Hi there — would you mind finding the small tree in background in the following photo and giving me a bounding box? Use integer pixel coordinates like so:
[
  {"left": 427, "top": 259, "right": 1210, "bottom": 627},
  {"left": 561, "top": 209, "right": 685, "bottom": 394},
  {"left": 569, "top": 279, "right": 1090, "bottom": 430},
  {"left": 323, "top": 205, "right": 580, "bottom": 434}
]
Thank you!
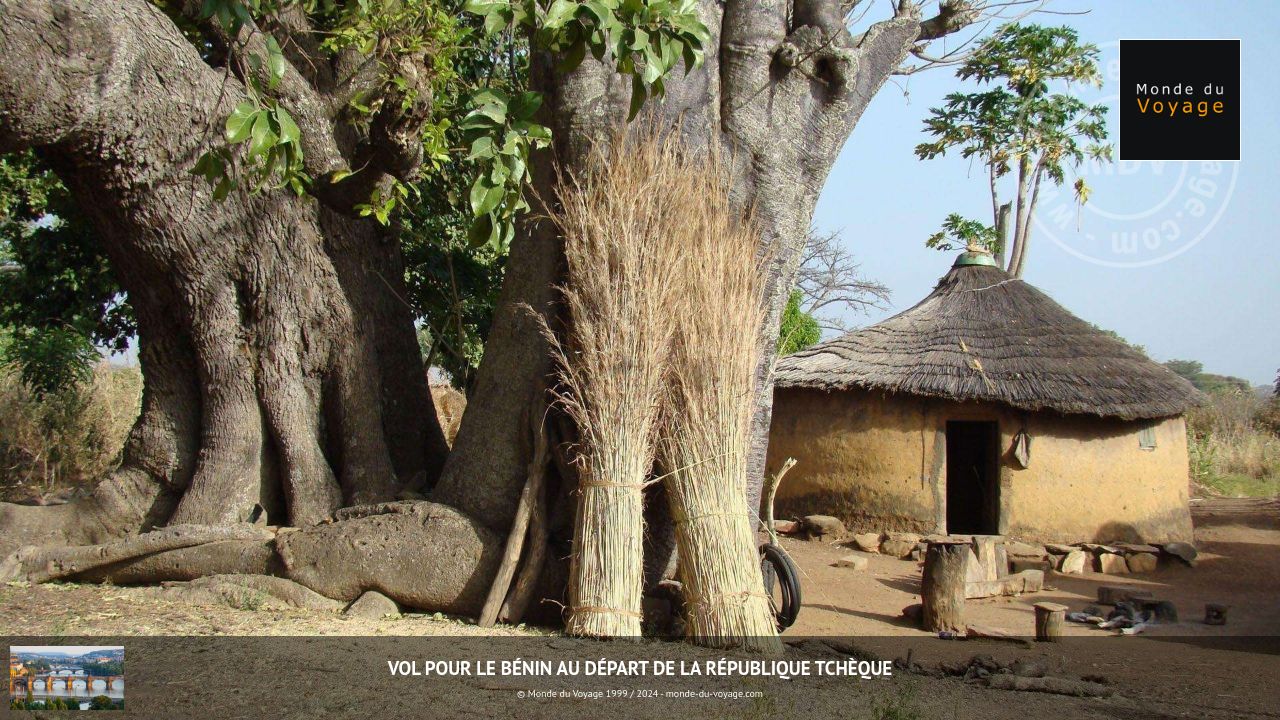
[
  {"left": 777, "top": 291, "right": 821, "bottom": 356},
  {"left": 916, "top": 23, "right": 1112, "bottom": 276}
]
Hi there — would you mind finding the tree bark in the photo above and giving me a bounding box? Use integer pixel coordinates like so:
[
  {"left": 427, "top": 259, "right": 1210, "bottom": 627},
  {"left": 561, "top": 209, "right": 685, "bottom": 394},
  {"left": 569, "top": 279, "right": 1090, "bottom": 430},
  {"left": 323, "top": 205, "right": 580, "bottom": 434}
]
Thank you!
[
  {"left": 0, "top": 0, "right": 449, "bottom": 556},
  {"left": 442, "top": 0, "right": 946, "bottom": 534}
]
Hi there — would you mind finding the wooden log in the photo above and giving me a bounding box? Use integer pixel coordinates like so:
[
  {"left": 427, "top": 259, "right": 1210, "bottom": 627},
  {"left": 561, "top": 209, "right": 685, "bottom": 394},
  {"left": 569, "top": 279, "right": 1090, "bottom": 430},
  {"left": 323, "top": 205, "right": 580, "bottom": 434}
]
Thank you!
[
  {"left": 498, "top": 419, "right": 552, "bottom": 625},
  {"left": 1034, "top": 602, "right": 1068, "bottom": 641},
  {"left": 478, "top": 391, "right": 549, "bottom": 628},
  {"left": 922, "top": 541, "right": 969, "bottom": 633}
]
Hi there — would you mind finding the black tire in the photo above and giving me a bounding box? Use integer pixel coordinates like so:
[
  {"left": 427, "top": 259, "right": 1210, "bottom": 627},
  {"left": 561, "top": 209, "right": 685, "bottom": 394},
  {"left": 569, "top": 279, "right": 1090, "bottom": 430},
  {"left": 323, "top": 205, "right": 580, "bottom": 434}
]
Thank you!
[{"left": 760, "top": 542, "right": 802, "bottom": 631}]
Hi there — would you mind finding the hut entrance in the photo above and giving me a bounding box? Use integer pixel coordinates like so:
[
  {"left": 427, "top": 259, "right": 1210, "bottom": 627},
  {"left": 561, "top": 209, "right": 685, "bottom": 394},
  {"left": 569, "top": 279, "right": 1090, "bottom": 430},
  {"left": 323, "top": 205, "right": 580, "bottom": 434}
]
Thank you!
[{"left": 945, "top": 421, "right": 1000, "bottom": 535}]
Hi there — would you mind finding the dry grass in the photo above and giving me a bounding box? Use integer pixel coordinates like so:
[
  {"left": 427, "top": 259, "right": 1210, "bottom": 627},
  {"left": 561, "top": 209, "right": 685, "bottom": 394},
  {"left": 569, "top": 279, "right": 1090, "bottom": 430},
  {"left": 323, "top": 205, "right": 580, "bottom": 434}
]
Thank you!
[
  {"left": 655, "top": 147, "right": 781, "bottom": 653},
  {"left": 0, "top": 361, "right": 142, "bottom": 503},
  {"left": 548, "top": 132, "right": 686, "bottom": 638},
  {"left": 1187, "top": 391, "right": 1280, "bottom": 498}
]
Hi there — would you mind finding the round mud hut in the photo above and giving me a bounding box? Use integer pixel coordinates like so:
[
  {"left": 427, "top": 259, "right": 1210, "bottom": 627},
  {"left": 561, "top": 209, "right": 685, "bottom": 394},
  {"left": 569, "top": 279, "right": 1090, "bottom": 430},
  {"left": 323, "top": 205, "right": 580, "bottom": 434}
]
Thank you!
[{"left": 767, "top": 251, "right": 1201, "bottom": 544}]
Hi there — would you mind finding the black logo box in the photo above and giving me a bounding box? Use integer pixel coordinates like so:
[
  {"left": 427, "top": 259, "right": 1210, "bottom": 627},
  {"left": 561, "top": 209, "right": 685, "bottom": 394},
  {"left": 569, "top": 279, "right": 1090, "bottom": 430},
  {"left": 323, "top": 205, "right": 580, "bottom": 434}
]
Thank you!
[{"left": 1119, "top": 39, "right": 1240, "bottom": 161}]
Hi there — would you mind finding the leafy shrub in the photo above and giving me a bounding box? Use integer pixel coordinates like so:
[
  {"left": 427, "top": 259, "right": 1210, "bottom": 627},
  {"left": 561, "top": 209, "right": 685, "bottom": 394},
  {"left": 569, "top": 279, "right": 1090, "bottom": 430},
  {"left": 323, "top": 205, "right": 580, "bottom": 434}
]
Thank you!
[
  {"left": 0, "top": 360, "right": 141, "bottom": 501},
  {"left": 1186, "top": 390, "right": 1280, "bottom": 498}
]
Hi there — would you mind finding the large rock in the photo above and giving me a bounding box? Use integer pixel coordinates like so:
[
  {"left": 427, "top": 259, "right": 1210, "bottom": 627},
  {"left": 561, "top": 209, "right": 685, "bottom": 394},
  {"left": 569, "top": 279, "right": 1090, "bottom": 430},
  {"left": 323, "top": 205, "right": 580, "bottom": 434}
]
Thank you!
[
  {"left": 880, "top": 538, "right": 916, "bottom": 559},
  {"left": 1057, "top": 550, "right": 1088, "bottom": 575},
  {"left": 1126, "top": 552, "right": 1158, "bottom": 574},
  {"left": 1005, "top": 540, "right": 1047, "bottom": 558},
  {"left": 836, "top": 554, "right": 869, "bottom": 571},
  {"left": 803, "top": 515, "right": 846, "bottom": 540},
  {"left": 1160, "top": 542, "right": 1198, "bottom": 566},
  {"left": 345, "top": 590, "right": 401, "bottom": 620},
  {"left": 1096, "top": 553, "right": 1129, "bottom": 575},
  {"left": 1044, "top": 543, "right": 1076, "bottom": 555},
  {"left": 852, "top": 532, "right": 882, "bottom": 553}
]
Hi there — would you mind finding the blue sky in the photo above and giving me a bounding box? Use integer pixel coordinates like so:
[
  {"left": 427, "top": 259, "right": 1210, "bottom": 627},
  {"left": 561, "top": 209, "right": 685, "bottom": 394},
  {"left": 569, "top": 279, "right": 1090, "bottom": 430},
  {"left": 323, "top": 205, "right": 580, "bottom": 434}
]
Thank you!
[{"left": 818, "top": 0, "right": 1278, "bottom": 385}]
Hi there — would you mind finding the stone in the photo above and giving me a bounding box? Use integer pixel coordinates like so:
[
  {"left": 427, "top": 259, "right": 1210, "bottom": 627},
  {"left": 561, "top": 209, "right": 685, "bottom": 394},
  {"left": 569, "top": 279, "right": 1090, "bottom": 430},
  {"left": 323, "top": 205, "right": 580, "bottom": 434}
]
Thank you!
[
  {"left": 344, "top": 590, "right": 400, "bottom": 620},
  {"left": 1005, "top": 540, "right": 1047, "bottom": 558},
  {"left": 1018, "top": 569, "right": 1045, "bottom": 593},
  {"left": 965, "top": 579, "right": 1005, "bottom": 599},
  {"left": 835, "top": 554, "right": 869, "bottom": 571},
  {"left": 803, "top": 515, "right": 846, "bottom": 539},
  {"left": 1011, "top": 557, "right": 1052, "bottom": 574},
  {"left": 1057, "top": 550, "right": 1088, "bottom": 575},
  {"left": 880, "top": 539, "right": 916, "bottom": 559},
  {"left": 901, "top": 603, "right": 923, "bottom": 622},
  {"left": 1096, "top": 553, "right": 1129, "bottom": 575},
  {"left": 773, "top": 519, "right": 801, "bottom": 535},
  {"left": 1117, "top": 543, "right": 1160, "bottom": 555},
  {"left": 1044, "top": 543, "right": 1076, "bottom": 555},
  {"left": 852, "top": 532, "right": 882, "bottom": 553},
  {"left": 887, "top": 531, "right": 922, "bottom": 544},
  {"left": 1125, "top": 552, "right": 1158, "bottom": 574},
  {"left": 1081, "top": 543, "right": 1120, "bottom": 554},
  {"left": 1160, "top": 542, "right": 1198, "bottom": 566}
]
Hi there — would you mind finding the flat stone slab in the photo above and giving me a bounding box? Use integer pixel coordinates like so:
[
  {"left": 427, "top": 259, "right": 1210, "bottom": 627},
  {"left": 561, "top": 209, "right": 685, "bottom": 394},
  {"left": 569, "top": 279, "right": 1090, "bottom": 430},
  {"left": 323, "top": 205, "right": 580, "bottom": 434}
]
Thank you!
[{"left": 835, "top": 554, "right": 869, "bottom": 571}]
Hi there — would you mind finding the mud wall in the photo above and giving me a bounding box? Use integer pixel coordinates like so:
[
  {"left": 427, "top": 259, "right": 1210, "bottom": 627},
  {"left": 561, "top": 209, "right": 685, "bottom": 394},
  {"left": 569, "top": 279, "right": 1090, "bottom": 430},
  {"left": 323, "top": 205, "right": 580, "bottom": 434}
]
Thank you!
[{"left": 765, "top": 387, "right": 1193, "bottom": 543}]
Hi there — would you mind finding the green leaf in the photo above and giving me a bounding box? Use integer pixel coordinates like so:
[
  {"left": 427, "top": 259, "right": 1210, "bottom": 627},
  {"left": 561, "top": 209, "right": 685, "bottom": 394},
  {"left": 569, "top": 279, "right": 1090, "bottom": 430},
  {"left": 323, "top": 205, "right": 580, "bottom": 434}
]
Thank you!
[
  {"left": 627, "top": 75, "right": 646, "bottom": 121},
  {"left": 469, "top": 177, "right": 504, "bottom": 216},
  {"left": 544, "top": 0, "right": 577, "bottom": 29},
  {"left": 329, "top": 168, "right": 355, "bottom": 184},
  {"left": 248, "top": 113, "right": 278, "bottom": 158},
  {"left": 509, "top": 91, "right": 543, "bottom": 120},
  {"left": 467, "top": 213, "right": 494, "bottom": 248},
  {"left": 558, "top": 40, "right": 588, "bottom": 73},
  {"left": 225, "top": 101, "right": 257, "bottom": 143},
  {"left": 265, "top": 36, "right": 286, "bottom": 90},
  {"left": 467, "top": 136, "right": 496, "bottom": 160},
  {"left": 276, "top": 107, "right": 301, "bottom": 145}
]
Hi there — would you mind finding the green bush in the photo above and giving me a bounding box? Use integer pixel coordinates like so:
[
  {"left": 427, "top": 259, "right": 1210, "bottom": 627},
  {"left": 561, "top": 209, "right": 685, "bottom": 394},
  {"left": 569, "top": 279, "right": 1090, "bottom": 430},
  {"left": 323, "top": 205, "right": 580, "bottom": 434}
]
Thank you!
[
  {"left": 0, "top": 359, "right": 141, "bottom": 502},
  {"left": 1187, "top": 390, "right": 1280, "bottom": 498}
]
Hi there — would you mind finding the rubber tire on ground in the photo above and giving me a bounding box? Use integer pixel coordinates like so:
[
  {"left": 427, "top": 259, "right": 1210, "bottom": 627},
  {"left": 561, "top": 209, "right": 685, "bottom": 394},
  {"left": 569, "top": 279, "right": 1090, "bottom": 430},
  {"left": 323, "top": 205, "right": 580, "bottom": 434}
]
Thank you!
[{"left": 760, "top": 542, "right": 801, "bottom": 631}]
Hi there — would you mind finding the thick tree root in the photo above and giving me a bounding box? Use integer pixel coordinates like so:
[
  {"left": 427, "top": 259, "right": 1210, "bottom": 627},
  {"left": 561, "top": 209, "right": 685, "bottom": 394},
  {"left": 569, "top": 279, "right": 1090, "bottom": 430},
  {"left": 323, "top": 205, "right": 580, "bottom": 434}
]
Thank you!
[
  {"left": 0, "top": 501, "right": 521, "bottom": 618},
  {"left": 0, "top": 524, "right": 275, "bottom": 584}
]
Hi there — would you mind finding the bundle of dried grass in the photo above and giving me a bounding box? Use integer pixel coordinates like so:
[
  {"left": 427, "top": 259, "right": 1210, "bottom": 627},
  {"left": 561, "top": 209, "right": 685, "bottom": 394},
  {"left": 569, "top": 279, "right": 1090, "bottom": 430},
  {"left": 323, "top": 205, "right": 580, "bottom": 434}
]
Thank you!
[
  {"left": 548, "top": 133, "right": 685, "bottom": 638},
  {"left": 658, "top": 152, "right": 782, "bottom": 653}
]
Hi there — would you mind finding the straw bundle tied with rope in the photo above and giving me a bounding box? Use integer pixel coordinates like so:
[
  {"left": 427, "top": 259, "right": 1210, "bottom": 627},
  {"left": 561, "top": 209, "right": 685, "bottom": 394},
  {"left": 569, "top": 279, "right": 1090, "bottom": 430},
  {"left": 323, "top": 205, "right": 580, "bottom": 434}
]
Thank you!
[
  {"left": 548, "top": 133, "right": 685, "bottom": 638},
  {"left": 656, "top": 149, "right": 782, "bottom": 654},
  {"left": 542, "top": 130, "right": 773, "bottom": 650},
  {"left": 547, "top": 130, "right": 780, "bottom": 650}
]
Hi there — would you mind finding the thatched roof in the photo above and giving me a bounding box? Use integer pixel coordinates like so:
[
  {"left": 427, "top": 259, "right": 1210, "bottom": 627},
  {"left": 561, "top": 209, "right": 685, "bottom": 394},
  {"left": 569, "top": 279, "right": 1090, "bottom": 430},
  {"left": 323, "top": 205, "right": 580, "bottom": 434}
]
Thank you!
[{"left": 775, "top": 257, "right": 1201, "bottom": 420}]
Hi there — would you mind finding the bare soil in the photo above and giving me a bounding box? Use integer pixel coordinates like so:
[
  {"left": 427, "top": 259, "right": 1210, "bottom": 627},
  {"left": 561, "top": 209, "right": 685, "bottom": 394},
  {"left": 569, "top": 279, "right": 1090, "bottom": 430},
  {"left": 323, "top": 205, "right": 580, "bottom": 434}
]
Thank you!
[{"left": 2, "top": 497, "right": 1277, "bottom": 719}]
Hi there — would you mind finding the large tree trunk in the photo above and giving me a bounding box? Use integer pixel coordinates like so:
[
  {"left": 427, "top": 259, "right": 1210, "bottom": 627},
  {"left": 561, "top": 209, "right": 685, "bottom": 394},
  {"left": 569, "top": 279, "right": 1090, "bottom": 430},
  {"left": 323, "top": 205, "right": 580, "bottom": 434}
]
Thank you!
[
  {"left": 0, "top": 0, "right": 449, "bottom": 557},
  {"left": 440, "top": 0, "right": 935, "bottom": 533}
]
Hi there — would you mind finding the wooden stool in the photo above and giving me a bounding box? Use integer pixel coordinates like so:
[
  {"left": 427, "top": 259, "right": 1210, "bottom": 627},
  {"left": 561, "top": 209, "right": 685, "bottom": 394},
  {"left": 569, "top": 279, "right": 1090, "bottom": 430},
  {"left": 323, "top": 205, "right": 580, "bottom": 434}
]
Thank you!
[{"left": 1033, "top": 602, "right": 1068, "bottom": 641}]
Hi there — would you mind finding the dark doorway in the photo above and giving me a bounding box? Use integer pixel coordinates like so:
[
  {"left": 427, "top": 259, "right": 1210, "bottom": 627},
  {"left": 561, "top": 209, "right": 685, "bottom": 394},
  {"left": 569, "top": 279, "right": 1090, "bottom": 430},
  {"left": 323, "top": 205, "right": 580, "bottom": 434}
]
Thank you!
[{"left": 945, "top": 421, "right": 1000, "bottom": 535}]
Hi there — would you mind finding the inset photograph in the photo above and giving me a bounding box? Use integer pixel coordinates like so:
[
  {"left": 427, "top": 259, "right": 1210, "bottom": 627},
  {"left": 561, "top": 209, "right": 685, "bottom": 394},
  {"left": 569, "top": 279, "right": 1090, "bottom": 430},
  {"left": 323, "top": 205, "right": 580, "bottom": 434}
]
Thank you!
[{"left": 9, "top": 646, "right": 124, "bottom": 711}]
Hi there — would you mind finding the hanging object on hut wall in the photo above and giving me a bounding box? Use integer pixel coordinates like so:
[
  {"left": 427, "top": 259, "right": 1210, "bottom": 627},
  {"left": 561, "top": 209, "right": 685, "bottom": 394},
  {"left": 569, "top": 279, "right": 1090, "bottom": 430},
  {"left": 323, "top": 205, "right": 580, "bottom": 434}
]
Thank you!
[{"left": 1012, "top": 429, "right": 1031, "bottom": 469}]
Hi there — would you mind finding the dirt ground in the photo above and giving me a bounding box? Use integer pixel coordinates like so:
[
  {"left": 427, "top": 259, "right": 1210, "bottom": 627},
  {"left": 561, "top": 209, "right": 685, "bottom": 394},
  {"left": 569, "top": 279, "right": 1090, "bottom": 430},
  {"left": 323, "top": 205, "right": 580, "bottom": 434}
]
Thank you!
[{"left": 2, "top": 497, "right": 1277, "bottom": 719}]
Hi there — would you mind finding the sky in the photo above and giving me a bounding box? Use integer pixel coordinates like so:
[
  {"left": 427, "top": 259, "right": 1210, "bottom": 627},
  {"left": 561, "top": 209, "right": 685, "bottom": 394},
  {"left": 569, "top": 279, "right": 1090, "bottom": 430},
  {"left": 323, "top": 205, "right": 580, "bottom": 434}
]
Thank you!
[
  {"left": 10, "top": 646, "right": 121, "bottom": 656},
  {"left": 817, "top": 0, "right": 1279, "bottom": 386}
]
